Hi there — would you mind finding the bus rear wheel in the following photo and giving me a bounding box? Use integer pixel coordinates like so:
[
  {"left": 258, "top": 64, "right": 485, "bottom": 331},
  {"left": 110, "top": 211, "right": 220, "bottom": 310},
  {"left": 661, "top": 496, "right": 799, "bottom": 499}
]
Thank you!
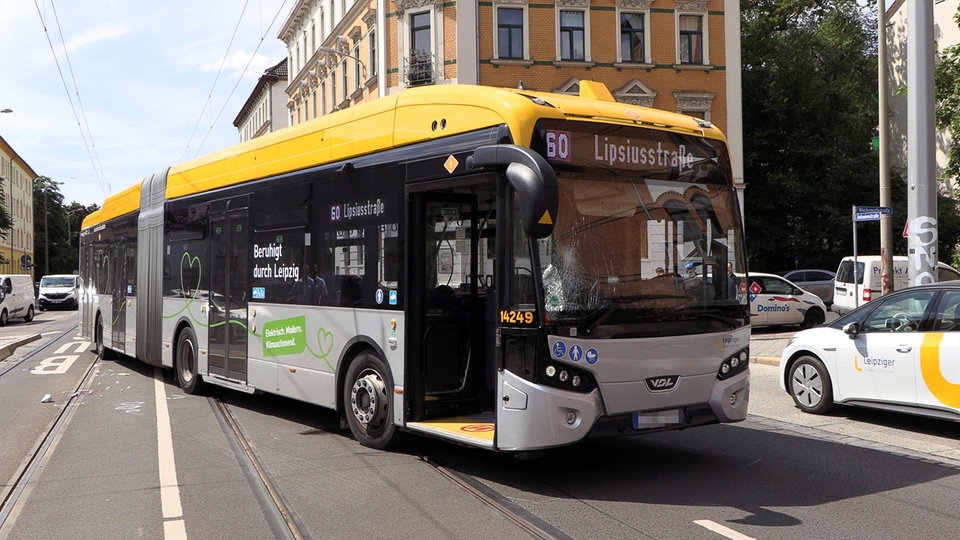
[
  {"left": 176, "top": 327, "right": 204, "bottom": 395},
  {"left": 343, "top": 352, "right": 400, "bottom": 449}
]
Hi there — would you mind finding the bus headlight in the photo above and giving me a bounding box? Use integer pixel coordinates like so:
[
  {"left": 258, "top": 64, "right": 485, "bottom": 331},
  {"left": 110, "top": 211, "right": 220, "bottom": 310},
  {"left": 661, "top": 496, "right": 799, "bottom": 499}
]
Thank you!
[{"left": 717, "top": 347, "right": 750, "bottom": 381}]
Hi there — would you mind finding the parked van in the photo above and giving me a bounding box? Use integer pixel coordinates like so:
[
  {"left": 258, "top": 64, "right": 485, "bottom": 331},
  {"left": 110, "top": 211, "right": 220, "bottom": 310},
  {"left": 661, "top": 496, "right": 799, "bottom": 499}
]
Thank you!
[
  {"left": 38, "top": 274, "right": 80, "bottom": 310},
  {"left": 0, "top": 274, "right": 37, "bottom": 325},
  {"left": 832, "top": 256, "right": 960, "bottom": 314}
]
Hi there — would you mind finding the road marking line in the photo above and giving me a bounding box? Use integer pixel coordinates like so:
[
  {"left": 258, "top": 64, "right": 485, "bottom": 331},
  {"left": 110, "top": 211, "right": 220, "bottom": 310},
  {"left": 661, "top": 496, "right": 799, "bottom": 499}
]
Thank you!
[
  {"left": 155, "top": 368, "right": 187, "bottom": 539},
  {"left": 694, "top": 519, "right": 756, "bottom": 540}
]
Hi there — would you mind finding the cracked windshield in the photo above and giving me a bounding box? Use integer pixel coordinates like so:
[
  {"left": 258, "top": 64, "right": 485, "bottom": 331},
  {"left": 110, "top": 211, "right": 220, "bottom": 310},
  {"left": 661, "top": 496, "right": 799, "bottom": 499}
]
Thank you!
[{"left": 536, "top": 174, "right": 748, "bottom": 335}]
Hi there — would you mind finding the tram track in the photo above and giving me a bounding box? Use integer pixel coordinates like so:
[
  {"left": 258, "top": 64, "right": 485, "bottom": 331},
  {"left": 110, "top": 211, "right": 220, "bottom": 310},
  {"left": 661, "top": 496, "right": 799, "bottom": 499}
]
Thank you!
[
  {"left": 417, "top": 453, "right": 565, "bottom": 540},
  {"left": 211, "top": 397, "right": 309, "bottom": 540},
  {"left": 0, "top": 327, "right": 97, "bottom": 528}
]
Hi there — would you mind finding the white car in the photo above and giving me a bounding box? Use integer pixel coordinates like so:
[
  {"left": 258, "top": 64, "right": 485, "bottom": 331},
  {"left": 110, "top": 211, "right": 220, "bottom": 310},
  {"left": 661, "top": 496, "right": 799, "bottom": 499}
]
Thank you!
[
  {"left": 744, "top": 272, "right": 827, "bottom": 328},
  {"left": 780, "top": 282, "right": 960, "bottom": 421}
]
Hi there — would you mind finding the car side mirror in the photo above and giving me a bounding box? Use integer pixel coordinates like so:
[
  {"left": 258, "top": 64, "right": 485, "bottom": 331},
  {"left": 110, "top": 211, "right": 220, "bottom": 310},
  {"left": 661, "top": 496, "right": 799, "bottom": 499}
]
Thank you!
[{"left": 842, "top": 322, "right": 859, "bottom": 338}]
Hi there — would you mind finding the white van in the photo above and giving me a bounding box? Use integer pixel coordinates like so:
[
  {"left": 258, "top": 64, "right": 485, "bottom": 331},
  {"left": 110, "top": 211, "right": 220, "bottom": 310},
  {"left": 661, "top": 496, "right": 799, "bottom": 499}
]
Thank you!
[
  {"left": 38, "top": 274, "right": 80, "bottom": 310},
  {"left": 0, "top": 274, "right": 37, "bottom": 325},
  {"left": 832, "top": 256, "right": 960, "bottom": 314}
]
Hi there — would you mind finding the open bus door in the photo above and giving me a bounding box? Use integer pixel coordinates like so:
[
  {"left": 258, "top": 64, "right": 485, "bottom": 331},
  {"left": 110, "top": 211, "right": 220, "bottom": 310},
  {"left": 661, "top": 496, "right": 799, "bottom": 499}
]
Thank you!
[{"left": 405, "top": 179, "right": 499, "bottom": 448}]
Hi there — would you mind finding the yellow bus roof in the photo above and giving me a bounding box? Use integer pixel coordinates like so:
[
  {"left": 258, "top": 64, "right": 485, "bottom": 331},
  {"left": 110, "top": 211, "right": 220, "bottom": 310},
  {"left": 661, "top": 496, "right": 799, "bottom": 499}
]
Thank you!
[{"left": 83, "top": 82, "right": 725, "bottom": 230}]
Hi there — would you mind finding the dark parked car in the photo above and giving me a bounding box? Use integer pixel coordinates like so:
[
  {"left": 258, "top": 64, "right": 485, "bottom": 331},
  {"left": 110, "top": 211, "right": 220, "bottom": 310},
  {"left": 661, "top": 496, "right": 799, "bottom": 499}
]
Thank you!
[{"left": 779, "top": 269, "right": 835, "bottom": 306}]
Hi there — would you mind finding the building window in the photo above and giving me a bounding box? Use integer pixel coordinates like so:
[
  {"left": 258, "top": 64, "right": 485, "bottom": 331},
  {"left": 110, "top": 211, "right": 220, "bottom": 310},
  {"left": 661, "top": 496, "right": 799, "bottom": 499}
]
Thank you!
[
  {"left": 321, "top": 80, "right": 327, "bottom": 114},
  {"left": 678, "top": 14, "right": 704, "bottom": 64},
  {"left": 497, "top": 7, "right": 524, "bottom": 59},
  {"left": 619, "top": 11, "right": 646, "bottom": 63},
  {"left": 558, "top": 10, "right": 585, "bottom": 61},
  {"left": 353, "top": 43, "right": 361, "bottom": 88},
  {"left": 369, "top": 30, "right": 377, "bottom": 78},
  {"left": 411, "top": 11, "right": 431, "bottom": 56},
  {"left": 341, "top": 59, "right": 349, "bottom": 101}
]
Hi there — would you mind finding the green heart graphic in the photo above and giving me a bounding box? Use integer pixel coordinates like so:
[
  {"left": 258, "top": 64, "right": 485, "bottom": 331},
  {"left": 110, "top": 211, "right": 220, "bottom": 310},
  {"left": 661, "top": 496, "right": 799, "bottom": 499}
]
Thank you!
[
  {"left": 315, "top": 327, "right": 334, "bottom": 361},
  {"left": 179, "top": 252, "right": 202, "bottom": 299}
]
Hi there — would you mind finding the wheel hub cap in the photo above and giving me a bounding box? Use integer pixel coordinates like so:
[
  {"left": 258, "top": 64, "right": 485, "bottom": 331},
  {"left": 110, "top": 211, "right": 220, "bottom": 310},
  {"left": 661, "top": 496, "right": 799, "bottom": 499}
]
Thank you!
[{"left": 351, "top": 372, "right": 386, "bottom": 426}]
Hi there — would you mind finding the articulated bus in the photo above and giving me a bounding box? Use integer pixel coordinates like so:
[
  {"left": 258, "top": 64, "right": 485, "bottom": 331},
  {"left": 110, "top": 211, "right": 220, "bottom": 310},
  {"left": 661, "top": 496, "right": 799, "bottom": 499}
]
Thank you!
[{"left": 79, "top": 81, "right": 750, "bottom": 452}]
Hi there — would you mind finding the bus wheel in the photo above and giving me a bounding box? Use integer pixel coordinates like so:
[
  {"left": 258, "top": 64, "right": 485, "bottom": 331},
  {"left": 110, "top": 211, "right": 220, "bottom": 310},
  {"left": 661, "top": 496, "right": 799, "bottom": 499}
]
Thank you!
[
  {"left": 788, "top": 355, "right": 834, "bottom": 414},
  {"left": 24, "top": 305, "right": 34, "bottom": 322},
  {"left": 343, "top": 352, "right": 400, "bottom": 449},
  {"left": 95, "top": 316, "right": 116, "bottom": 360},
  {"left": 176, "top": 327, "right": 204, "bottom": 395}
]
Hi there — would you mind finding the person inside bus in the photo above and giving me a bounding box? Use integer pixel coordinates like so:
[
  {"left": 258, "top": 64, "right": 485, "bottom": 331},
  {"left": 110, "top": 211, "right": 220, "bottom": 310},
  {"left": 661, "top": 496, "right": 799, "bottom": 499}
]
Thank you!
[
  {"left": 311, "top": 263, "right": 329, "bottom": 305},
  {"left": 287, "top": 264, "right": 315, "bottom": 305}
]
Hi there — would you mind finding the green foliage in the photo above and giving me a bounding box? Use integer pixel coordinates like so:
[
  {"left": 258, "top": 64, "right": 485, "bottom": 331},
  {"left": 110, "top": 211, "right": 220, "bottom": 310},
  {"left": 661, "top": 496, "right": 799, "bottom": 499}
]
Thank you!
[
  {"left": 935, "top": 5, "right": 960, "bottom": 184},
  {"left": 32, "top": 176, "right": 99, "bottom": 275},
  {"left": 742, "top": 0, "right": 881, "bottom": 271}
]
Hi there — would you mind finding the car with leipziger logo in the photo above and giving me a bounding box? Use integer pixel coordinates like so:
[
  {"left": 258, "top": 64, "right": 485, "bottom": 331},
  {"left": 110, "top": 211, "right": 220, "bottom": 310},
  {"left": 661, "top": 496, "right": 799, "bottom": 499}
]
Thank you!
[
  {"left": 742, "top": 272, "right": 827, "bottom": 329},
  {"left": 779, "top": 282, "right": 960, "bottom": 421}
]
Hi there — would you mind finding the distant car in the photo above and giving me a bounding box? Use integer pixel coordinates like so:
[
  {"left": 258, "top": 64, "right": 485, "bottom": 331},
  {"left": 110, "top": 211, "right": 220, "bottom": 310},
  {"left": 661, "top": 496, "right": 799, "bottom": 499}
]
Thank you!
[
  {"left": 779, "top": 269, "right": 835, "bottom": 306},
  {"left": 780, "top": 282, "right": 960, "bottom": 421},
  {"left": 744, "top": 272, "right": 827, "bottom": 328},
  {"left": 38, "top": 274, "right": 80, "bottom": 310}
]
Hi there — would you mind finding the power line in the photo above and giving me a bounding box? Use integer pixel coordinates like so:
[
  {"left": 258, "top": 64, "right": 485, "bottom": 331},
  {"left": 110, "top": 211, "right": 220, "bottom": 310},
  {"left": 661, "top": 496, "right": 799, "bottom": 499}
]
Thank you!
[{"left": 32, "top": 0, "right": 109, "bottom": 199}]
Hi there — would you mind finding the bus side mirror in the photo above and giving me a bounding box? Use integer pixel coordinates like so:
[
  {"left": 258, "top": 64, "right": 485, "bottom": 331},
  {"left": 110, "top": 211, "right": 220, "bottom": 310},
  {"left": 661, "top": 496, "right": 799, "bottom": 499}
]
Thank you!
[{"left": 470, "top": 144, "right": 558, "bottom": 239}]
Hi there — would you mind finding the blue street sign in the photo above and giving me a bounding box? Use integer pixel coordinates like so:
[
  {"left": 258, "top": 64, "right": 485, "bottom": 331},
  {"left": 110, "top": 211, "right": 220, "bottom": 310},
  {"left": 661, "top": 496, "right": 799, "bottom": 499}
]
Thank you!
[
  {"left": 855, "top": 212, "right": 881, "bottom": 222},
  {"left": 856, "top": 206, "right": 892, "bottom": 215}
]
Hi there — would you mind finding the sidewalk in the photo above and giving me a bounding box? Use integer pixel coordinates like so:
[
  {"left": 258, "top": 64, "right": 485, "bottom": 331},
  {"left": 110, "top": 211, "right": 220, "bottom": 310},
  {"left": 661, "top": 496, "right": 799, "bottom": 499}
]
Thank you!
[
  {"left": 0, "top": 334, "right": 42, "bottom": 361},
  {"left": 750, "top": 331, "right": 793, "bottom": 366}
]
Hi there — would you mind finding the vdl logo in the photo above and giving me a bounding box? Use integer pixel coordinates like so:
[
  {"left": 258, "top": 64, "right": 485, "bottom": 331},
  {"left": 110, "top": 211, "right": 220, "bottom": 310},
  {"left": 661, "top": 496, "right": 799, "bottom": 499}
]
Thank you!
[{"left": 645, "top": 375, "right": 680, "bottom": 392}]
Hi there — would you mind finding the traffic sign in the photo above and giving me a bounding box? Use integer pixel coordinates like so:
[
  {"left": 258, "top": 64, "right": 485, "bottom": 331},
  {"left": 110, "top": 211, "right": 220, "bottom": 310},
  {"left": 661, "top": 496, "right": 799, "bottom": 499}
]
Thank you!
[
  {"left": 855, "top": 212, "right": 881, "bottom": 222},
  {"left": 856, "top": 206, "right": 892, "bottom": 215}
]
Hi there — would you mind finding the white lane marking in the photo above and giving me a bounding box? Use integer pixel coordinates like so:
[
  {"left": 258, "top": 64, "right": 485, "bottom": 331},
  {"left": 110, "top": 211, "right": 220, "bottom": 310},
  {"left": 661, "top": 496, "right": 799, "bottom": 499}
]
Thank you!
[
  {"left": 694, "top": 519, "right": 756, "bottom": 540},
  {"left": 155, "top": 368, "right": 187, "bottom": 539}
]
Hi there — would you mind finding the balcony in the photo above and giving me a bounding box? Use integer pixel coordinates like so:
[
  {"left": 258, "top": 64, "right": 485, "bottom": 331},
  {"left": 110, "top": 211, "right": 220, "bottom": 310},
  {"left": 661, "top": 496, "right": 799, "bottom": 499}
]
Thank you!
[{"left": 404, "top": 49, "right": 435, "bottom": 87}]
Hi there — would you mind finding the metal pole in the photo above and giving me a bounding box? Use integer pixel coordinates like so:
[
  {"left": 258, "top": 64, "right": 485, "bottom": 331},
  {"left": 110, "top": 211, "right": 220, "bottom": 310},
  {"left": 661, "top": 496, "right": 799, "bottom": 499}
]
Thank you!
[
  {"left": 907, "top": 0, "right": 937, "bottom": 285},
  {"left": 878, "top": 0, "right": 894, "bottom": 295},
  {"left": 853, "top": 205, "right": 859, "bottom": 308},
  {"left": 44, "top": 189, "right": 49, "bottom": 276}
]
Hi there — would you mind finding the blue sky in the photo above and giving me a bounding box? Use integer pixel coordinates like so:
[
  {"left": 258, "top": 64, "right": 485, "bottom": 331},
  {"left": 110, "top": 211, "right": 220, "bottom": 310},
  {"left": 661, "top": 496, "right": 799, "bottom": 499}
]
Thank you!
[{"left": 0, "top": 0, "right": 290, "bottom": 206}]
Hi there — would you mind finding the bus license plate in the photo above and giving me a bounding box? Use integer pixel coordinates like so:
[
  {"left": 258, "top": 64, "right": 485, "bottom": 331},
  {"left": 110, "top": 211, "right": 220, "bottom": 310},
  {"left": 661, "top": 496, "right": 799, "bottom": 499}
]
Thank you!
[{"left": 632, "top": 409, "right": 681, "bottom": 429}]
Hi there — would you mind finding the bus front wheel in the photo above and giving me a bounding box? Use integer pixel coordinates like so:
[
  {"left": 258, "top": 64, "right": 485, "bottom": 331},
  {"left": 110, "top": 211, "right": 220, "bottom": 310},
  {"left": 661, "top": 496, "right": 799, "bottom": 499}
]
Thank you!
[
  {"left": 176, "top": 327, "right": 205, "bottom": 395},
  {"left": 94, "top": 316, "right": 116, "bottom": 359},
  {"left": 343, "top": 352, "right": 400, "bottom": 450}
]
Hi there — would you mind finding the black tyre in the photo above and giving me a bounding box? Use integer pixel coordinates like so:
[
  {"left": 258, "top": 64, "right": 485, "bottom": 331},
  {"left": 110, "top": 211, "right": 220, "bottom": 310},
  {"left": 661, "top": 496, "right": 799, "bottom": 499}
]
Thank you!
[
  {"left": 176, "top": 327, "right": 205, "bottom": 394},
  {"left": 94, "top": 315, "right": 116, "bottom": 360},
  {"left": 343, "top": 352, "right": 400, "bottom": 449},
  {"left": 788, "top": 355, "right": 834, "bottom": 414},
  {"left": 0, "top": 309, "right": 7, "bottom": 326},
  {"left": 801, "top": 308, "right": 825, "bottom": 329},
  {"left": 24, "top": 305, "right": 34, "bottom": 323}
]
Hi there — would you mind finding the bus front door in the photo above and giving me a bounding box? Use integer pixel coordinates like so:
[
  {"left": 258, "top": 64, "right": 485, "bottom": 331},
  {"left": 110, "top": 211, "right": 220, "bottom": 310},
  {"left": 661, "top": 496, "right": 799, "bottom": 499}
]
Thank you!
[
  {"left": 409, "top": 191, "right": 490, "bottom": 420},
  {"left": 208, "top": 211, "right": 249, "bottom": 382}
]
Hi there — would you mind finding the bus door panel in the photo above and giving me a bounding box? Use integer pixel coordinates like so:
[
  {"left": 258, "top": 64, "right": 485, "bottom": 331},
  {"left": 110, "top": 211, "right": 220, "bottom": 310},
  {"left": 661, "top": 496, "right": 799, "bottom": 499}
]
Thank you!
[
  {"left": 408, "top": 189, "right": 487, "bottom": 419},
  {"left": 208, "top": 210, "right": 250, "bottom": 382},
  {"left": 111, "top": 240, "right": 127, "bottom": 352}
]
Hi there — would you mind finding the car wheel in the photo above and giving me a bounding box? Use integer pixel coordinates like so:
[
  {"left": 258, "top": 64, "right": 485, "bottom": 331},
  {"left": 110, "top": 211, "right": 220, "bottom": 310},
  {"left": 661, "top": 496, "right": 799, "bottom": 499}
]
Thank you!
[
  {"left": 788, "top": 355, "right": 834, "bottom": 414},
  {"left": 24, "top": 305, "right": 34, "bottom": 322},
  {"left": 801, "top": 308, "right": 825, "bottom": 329},
  {"left": 343, "top": 352, "right": 401, "bottom": 450},
  {"left": 0, "top": 309, "right": 7, "bottom": 326},
  {"left": 176, "top": 327, "right": 204, "bottom": 394}
]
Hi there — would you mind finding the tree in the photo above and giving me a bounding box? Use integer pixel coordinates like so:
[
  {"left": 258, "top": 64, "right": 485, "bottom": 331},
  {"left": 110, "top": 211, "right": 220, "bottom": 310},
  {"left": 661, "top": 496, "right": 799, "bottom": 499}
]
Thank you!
[
  {"left": 0, "top": 175, "right": 12, "bottom": 265},
  {"left": 741, "top": 0, "right": 960, "bottom": 271},
  {"left": 935, "top": 5, "right": 960, "bottom": 185}
]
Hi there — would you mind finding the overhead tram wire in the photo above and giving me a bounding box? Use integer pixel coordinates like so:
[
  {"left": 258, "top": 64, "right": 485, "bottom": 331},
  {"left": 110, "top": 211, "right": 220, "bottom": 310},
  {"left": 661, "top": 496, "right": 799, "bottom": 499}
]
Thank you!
[
  {"left": 32, "top": 0, "right": 109, "bottom": 199},
  {"left": 180, "top": 0, "right": 253, "bottom": 161},
  {"left": 192, "top": 0, "right": 291, "bottom": 158}
]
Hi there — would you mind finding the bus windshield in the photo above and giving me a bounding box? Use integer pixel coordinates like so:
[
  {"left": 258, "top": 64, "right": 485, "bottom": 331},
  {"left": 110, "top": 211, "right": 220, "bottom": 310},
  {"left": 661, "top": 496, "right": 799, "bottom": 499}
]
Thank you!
[{"left": 534, "top": 173, "right": 748, "bottom": 336}]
